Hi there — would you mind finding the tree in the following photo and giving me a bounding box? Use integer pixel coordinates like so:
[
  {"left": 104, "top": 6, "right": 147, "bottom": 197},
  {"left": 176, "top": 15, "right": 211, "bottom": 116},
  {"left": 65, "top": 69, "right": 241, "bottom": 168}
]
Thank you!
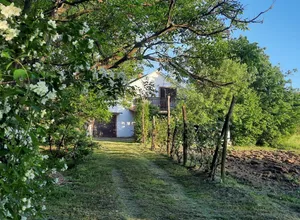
[{"left": 228, "top": 37, "right": 300, "bottom": 145}]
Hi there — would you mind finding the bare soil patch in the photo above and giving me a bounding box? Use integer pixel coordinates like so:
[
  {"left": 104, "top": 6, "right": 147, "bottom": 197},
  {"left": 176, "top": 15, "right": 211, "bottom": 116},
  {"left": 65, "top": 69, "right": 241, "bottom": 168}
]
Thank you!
[{"left": 227, "top": 150, "right": 300, "bottom": 188}]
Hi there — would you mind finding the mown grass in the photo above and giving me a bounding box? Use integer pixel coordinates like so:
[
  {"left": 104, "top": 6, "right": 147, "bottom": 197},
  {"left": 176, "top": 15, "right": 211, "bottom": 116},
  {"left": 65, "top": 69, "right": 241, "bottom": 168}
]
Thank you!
[{"left": 45, "top": 140, "right": 300, "bottom": 220}]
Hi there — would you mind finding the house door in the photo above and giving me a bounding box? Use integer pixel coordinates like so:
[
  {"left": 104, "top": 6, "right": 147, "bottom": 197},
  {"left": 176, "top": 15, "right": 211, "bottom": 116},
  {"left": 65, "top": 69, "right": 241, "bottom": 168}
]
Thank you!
[{"left": 93, "top": 115, "right": 117, "bottom": 138}]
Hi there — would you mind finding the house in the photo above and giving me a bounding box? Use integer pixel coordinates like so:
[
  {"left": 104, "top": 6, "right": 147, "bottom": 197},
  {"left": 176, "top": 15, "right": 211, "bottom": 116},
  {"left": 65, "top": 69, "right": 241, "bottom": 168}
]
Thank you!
[{"left": 92, "top": 70, "right": 177, "bottom": 138}]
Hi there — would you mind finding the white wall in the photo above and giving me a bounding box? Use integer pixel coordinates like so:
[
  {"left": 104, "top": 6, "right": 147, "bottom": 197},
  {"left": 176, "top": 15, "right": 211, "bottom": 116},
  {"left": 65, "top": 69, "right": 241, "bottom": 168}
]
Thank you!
[{"left": 109, "top": 105, "right": 135, "bottom": 137}]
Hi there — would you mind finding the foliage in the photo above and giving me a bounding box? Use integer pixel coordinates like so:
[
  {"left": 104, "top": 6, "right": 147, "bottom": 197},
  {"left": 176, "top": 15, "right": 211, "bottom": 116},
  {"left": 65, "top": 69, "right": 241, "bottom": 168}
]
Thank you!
[
  {"left": 134, "top": 99, "right": 150, "bottom": 143},
  {"left": 229, "top": 37, "right": 300, "bottom": 145},
  {"left": 44, "top": 86, "right": 111, "bottom": 162},
  {"left": 153, "top": 116, "right": 169, "bottom": 152},
  {"left": 171, "top": 38, "right": 300, "bottom": 147},
  {"left": 0, "top": 2, "right": 124, "bottom": 219}
]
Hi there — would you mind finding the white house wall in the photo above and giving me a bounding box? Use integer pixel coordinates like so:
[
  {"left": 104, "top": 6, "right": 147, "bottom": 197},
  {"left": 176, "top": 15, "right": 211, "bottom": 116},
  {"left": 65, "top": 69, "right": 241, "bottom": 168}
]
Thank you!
[
  {"left": 130, "top": 71, "right": 173, "bottom": 97},
  {"left": 109, "top": 105, "right": 135, "bottom": 137}
]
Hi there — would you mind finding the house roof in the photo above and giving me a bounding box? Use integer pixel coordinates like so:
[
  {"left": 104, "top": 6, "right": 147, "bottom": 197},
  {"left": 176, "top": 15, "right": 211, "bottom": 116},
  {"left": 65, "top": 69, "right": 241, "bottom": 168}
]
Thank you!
[
  {"left": 128, "top": 70, "right": 161, "bottom": 85},
  {"left": 128, "top": 70, "right": 184, "bottom": 89}
]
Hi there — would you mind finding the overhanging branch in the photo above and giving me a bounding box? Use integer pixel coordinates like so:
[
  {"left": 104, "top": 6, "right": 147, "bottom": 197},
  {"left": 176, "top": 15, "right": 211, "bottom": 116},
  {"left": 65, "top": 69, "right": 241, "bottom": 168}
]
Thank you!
[{"left": 169, "top": 61, "right": 234, "bottom": 87}]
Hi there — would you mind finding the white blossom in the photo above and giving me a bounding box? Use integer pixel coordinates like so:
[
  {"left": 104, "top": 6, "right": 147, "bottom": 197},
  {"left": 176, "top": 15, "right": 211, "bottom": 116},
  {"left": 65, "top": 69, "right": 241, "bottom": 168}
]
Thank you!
[
  {"left": 29, "top": 81, "right": 48, "bottom": 96},
  {"left": 41, "top": 98, "right": 47, "bottom": 105},
  {"left": 59, "top": 84, "right": 66, "bottom": 90},
  {"left": 42, "top": 155, "right": 49, "bottom": 160},
  {"left": 4, "top": 28, "right": 20, "bottom": 41},
  {"left": 0, "top": 3, "right": 22, "bottom": 18},
  {"left": 47, "top": 20, "right": 56, "bottom": 29},
  {"left": 61, "top": 163, "right": 68, "bottom": 171},
  {"left": 51, "top": 168, "right": 57, "bottom": 174},
  {"left": 4, "top": 209, "right": 12, "bottom": 218},
  {"left": 53, "top": 33, "right": 61, "bottom": 41},
  {"left": 47, "top": 90, "right": 57, "bottom": 100},
  {"left": 41, "top": 109, "right": 47, "bottom": 118},
  {"left": 72, "top": 40, "right": 78, "bottom": 46},
  {"left": 32, "top": 62, "right": 42, "bottom": 70},
  {"left": 94, "top": 52, "right": 101, "bottom": 60},
  {"left": 88, "top": 39, "right": 94, "bottom": 49},
  {"left": 25, "top": 169, "right": 35, "bottom": 180},
  {"left": 79, "top": 22, "right": 90, "bottom": 35},
  {"left": 0, "top": 20, "right": 8, "bottom": 30}
]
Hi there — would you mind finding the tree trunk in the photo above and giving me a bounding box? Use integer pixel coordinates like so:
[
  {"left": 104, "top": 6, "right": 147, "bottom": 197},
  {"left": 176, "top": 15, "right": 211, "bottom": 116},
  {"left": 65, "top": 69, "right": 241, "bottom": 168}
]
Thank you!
[
  {"left": 182, "top": 105, "right": 188, "bottom": 166},
  {"left": 167, "top": 95, "right": 171, "bottom": 156},
  {"left": 90, "top": 119, "right": 95, "bottom": 138},
  {"left": 142, "top": 99, "right": 145, "bottom": 144}
]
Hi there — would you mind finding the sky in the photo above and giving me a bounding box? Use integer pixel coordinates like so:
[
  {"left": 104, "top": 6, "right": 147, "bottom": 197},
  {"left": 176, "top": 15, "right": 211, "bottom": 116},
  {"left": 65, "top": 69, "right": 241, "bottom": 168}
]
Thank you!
[{"left": 235, "top": 0, "right": 300, "bottom": 88}]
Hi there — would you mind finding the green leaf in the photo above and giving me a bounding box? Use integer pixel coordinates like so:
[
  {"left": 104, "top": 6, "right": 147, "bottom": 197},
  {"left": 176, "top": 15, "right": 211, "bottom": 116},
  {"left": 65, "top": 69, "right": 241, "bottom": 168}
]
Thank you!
[
  {"left": 13, "top": 69, "right": 27, "bottom": 80},
  {"left": 1, "top": 51, "right": 11, "bottom": 59},
  {"left": 6, "top": 61, "right": 13, "bottom": 70}
]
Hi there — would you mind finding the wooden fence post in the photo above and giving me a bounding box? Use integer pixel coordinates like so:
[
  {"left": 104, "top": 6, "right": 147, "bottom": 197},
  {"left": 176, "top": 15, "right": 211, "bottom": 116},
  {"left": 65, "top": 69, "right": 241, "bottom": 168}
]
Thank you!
[
  {"left": 182, "top": 105, "right": 188, "bottom": 166},
  {"left": 210, "top": 122, "right": 226, "bottom": 180},
  {"left": 151, "top": 116, "right": 156, "bottom": 151},
  {"left": 221, "top": 96, "right": 236, "bottom": 182},
  {"left": 142, "top": 99, "right": 145, "bottom": 144},
  {"left": 167, "top": 95, "right": 171, "bottom": 156}
]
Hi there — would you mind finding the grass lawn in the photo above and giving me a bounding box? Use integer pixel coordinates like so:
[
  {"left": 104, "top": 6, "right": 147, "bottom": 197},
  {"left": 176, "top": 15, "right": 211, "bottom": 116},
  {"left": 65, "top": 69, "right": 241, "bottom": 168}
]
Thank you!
[
  {"left": 279, "top": 132, "right": 300, "bottom": 152},
  {"left": 45, "top": 140, "right": 300, "bottom": 220}
]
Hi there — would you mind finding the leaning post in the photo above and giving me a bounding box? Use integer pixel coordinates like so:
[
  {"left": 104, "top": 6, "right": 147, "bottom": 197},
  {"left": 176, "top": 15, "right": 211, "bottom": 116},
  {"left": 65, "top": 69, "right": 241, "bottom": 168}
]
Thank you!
[
  {"left": 182, "top": 104, "right": 188, "bottom": 166},
  {"left": 221, "top": 96, "right": 236, "bottom": 182}
]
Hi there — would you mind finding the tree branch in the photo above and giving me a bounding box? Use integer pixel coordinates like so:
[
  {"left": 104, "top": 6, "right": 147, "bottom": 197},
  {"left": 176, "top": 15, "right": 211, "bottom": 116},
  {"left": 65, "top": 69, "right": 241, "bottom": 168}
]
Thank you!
[
  {"left": 166, "top": 0, "right": 176, "bottom": 27},
  {"left": 102, "top": 25, "right": 178, "bottom": 69},
  {"left": 91, "top": 0, "right": 274, "bottom": 70},
  {"left": 232, "top": 1, "right": 275, "bottom": 24},
  {"left": 169, "top": 61, "right": 234, "bottom": 87}
]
